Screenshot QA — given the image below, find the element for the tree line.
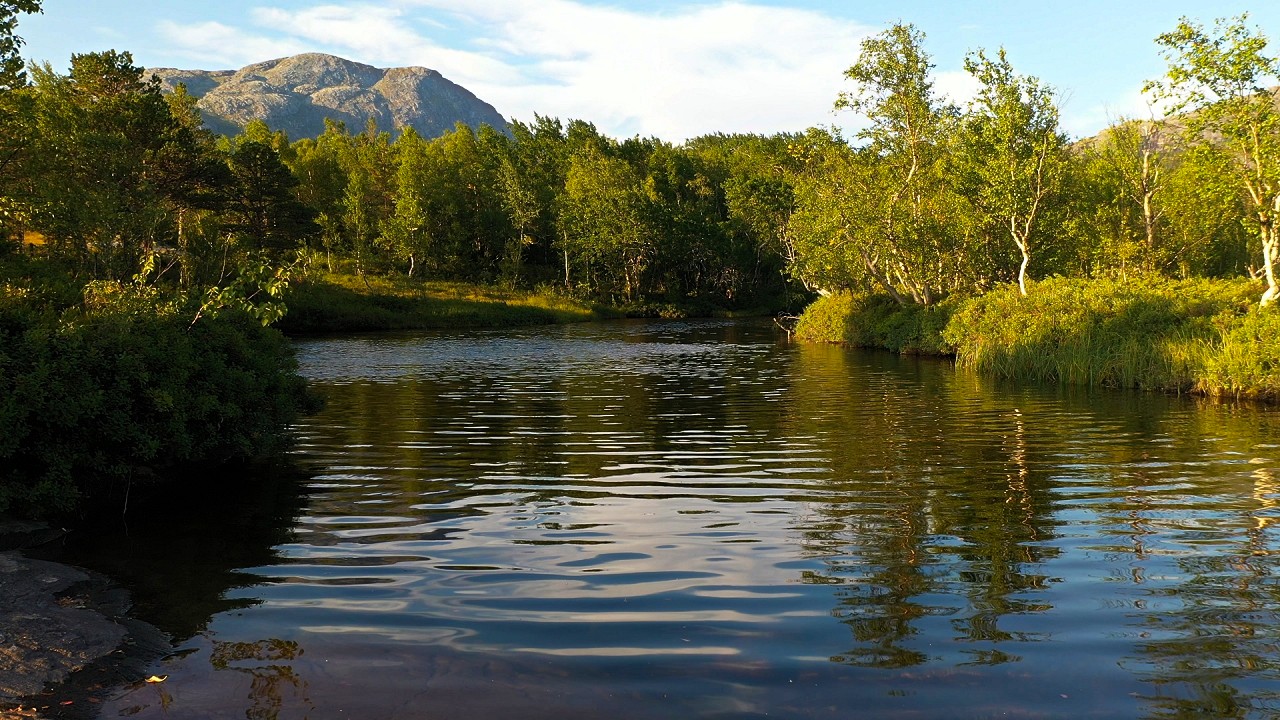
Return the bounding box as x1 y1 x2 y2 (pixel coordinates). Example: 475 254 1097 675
790 17 1278 310
2 9 1277 313
0 46 801 309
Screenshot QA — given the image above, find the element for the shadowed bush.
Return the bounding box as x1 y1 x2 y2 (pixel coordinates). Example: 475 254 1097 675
0 279 312 517
794 291 955 355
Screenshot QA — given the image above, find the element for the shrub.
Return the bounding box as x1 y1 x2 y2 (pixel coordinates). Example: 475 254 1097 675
0 282 312 518
1195 308 1280 401
943 276 1260 392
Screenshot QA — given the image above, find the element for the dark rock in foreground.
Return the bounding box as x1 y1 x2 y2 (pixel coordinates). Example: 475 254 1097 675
0 552 126 701
149 52 509 140
0 547 168 713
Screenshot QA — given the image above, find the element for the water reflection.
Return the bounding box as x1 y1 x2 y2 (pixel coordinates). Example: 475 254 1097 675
44 320 1280 718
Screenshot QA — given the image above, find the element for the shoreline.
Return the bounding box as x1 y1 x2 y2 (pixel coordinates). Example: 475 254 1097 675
793 279 1280 404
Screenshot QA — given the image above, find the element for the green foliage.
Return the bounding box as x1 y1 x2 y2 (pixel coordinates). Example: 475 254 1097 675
817 23 959 305
794 291 955 355
0 0 40 90
192 252 294 327
224 139 315 251
794 275 1280 400
955 47 1068 295
943 276 1258 390
1194 308 1280 400
0 277 311 517
1148 14 1280 306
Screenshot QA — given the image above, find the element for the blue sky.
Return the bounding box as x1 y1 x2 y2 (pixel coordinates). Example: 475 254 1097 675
15 1 1280 141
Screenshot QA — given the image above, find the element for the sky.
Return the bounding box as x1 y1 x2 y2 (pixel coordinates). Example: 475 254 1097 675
15 1 1280 142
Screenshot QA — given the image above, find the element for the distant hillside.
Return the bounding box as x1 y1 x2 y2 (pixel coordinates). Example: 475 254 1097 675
148 53 508 140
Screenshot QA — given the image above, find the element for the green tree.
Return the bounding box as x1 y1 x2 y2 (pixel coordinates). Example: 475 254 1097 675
0 0 40 91
956 48 1068 296
1149 14 1280 305
288 120 350 270
822 22 960 305
508 115 572 277
496 152 538 285
226 139 314 253
25 51 178 277
382 127 433 277
561 146 654 301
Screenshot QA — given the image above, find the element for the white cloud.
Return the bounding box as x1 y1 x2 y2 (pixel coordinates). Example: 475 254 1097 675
411 0 876 139
157 1 877 140
934 69 981 108
155 20 307 68
248 4 517 84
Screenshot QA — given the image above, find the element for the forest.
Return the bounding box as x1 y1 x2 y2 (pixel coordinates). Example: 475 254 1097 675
3 2 1280 516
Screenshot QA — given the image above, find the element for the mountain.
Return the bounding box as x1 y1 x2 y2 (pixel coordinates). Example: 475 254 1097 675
147 53 508 140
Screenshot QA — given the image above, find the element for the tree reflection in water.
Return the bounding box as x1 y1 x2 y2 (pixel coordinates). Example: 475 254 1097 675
210 639 312 720
33 322 1280 718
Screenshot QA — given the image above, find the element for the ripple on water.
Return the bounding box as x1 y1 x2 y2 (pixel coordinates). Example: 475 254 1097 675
79 320 1280 719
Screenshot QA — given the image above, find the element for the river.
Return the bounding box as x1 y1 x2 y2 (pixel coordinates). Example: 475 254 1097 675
42 319 1280 718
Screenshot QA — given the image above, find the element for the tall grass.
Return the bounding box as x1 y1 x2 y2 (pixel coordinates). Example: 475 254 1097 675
794 276 1280 401
1192 308 1280 401
943 277 1258 393
794 291 955 355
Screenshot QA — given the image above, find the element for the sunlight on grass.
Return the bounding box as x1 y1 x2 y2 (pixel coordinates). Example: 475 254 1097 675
278 272 615 333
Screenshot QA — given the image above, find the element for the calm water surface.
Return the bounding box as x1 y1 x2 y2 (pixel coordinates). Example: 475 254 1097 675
52 320 1280 718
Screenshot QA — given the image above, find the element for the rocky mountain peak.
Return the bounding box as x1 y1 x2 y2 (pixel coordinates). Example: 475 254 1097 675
148 53 507 140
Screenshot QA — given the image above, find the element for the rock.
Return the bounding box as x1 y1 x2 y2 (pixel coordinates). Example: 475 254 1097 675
148 53 509 141
0 551 166 707
0 521 66 552
0 552 125 700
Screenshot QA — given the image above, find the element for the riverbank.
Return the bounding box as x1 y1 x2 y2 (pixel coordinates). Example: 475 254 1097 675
795 276 1280 402
277 272 619 333
276 271 775 334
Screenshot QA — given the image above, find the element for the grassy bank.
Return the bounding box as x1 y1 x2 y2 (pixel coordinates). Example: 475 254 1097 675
794 291 955 354
795 277 1280 401
277 272 619 333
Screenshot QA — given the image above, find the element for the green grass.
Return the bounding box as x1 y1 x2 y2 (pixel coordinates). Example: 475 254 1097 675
943 276 1259 394
794 291 955 355
277 272 619 333
794 277 1280 402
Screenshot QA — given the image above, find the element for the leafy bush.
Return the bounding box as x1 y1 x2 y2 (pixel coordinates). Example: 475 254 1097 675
794 278 1280 401
0 282 312 517
1195 307 1280 401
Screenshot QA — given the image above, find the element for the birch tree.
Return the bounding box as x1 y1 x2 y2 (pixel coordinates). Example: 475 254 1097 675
823 22 960 305
956 49 1067 296
1148 14 1280 306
